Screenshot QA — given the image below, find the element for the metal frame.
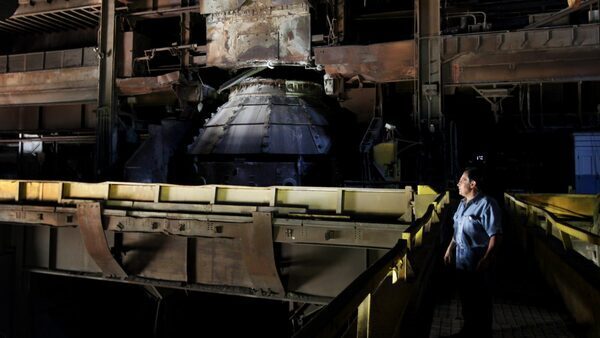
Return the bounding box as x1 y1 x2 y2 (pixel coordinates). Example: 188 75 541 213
96 0 117 177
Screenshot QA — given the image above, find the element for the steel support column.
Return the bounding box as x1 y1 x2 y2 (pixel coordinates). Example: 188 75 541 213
416 0 445 182
416 0 442 129
96 0 117 178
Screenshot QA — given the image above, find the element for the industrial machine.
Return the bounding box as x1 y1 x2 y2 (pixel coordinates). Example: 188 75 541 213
0 0 599 336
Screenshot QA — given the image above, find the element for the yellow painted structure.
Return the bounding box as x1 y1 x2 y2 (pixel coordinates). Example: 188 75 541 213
505 192 600 337
0 180 416 219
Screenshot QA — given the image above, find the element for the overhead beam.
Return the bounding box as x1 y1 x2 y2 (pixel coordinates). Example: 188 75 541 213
443 24 600 85
314 41 416 83
0 66 98 106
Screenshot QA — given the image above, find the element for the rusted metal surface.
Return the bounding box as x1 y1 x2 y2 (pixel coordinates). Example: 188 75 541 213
239 212 285 295
206 2 311 68
199 0 246 14
194 236 254 288
76 202 127 278
443 24 600 84
0 66 98 106
117 71 209 116
445 48 600 84
122 233 187 282
116 71 180 96
314 41 416 83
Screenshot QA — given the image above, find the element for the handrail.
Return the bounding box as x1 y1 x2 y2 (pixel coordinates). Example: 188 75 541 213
0 180 414 220
403 189 450 250
293 239 409 338
294 188 449 337
504 193 600 247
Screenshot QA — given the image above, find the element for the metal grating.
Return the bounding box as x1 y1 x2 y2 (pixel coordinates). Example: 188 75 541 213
0 5 100 34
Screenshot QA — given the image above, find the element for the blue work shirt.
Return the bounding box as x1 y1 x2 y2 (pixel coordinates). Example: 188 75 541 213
453 194 502 271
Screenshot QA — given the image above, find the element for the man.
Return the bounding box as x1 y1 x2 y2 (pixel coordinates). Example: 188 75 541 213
444 167 502 338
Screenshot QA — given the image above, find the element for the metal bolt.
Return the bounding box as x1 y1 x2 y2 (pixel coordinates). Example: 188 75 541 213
285 229 295 240
117 222 124 230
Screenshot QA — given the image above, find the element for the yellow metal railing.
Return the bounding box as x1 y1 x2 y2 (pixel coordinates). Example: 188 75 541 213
294 187 448 337
293 240 410 338
504 192 600 265
0 180 414 220
403 186 450 250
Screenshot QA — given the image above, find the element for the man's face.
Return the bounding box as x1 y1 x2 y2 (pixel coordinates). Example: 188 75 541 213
457 172 475 198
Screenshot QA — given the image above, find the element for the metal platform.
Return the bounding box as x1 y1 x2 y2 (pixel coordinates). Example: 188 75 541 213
0 180 449 306
504 192 600 337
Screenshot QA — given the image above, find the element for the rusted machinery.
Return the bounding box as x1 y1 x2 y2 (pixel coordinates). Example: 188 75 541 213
188 78 333 186
0 0 599 336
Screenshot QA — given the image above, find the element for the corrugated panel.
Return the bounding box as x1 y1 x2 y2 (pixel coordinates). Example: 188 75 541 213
8 55 25 72
0 5 100 34
0 56 6 73
25 52 44 71
4 48 95 73
44 51 63 69
82 47 97 66
64 48 84 68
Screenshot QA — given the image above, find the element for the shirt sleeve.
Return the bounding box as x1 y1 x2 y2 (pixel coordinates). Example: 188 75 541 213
481 198 502 237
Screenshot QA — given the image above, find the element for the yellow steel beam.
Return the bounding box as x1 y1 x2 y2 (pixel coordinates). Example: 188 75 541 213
0 180 414 219
504 193 600 247
404 188 449 250
295 188 447 337
514 193 596 218
0 180 448 249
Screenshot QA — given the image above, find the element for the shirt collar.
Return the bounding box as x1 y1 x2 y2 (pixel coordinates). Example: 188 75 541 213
462 192 483 207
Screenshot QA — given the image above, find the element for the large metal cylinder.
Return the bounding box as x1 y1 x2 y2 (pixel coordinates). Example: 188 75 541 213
188 77 333 186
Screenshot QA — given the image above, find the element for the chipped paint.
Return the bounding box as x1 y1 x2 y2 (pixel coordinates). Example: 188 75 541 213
206 2 311 68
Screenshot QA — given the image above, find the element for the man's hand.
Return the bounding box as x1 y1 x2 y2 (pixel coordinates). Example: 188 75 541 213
477 234 501 271
476 256 491 271
444 241 455 265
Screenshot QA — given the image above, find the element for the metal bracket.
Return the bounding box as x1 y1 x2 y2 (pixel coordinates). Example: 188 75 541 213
239 212 285 296
77 202 127 279
471 85 515 122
